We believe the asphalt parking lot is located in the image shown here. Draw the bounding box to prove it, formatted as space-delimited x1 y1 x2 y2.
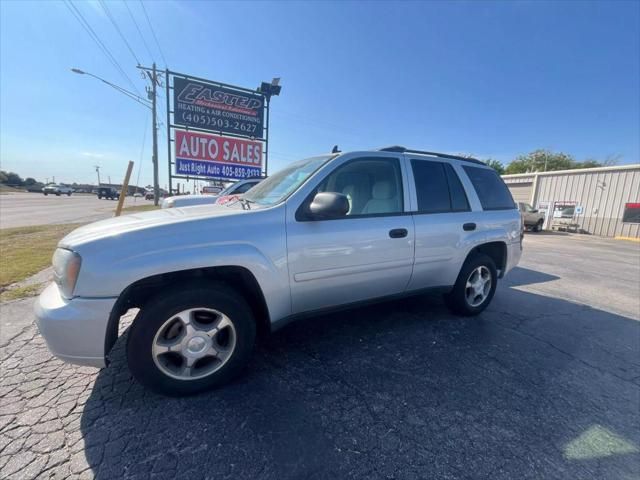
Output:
0 193 143 229
0 233 638 479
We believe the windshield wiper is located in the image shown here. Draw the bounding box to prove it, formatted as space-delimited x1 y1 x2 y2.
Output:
239 198 253 210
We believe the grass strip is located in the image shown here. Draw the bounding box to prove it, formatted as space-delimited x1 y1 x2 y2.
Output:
121 204 160 213
0 223 82 288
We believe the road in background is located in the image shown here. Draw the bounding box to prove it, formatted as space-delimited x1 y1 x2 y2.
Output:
0 193 146 229
0 233 638 479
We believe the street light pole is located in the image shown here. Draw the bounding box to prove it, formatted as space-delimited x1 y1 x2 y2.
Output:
71 67 156 198
71 68 151 109
257 78 281 177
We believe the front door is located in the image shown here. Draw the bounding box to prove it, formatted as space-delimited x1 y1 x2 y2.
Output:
286 155 414 314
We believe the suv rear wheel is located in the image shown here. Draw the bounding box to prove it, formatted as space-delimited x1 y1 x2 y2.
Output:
126 283 256 396
444 253 497 316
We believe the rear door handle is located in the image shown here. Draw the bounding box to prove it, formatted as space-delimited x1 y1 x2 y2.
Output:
389 228 408 238
463 223 476 231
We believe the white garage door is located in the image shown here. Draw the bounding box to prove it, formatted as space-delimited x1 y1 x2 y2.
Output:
507 183 533 204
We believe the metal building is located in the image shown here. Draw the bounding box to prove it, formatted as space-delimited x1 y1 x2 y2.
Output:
502 164 640 238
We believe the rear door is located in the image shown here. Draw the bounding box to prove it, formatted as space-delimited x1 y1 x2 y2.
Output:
406 158 478 290
286 154 414 314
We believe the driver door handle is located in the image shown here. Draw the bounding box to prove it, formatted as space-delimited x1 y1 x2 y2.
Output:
389 228 408 238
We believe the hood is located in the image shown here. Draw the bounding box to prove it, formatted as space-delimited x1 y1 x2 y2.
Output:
60 204 243 248
162 194 219 208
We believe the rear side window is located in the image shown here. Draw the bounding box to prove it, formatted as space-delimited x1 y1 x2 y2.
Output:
411 160 450 213
444 164 470 212
411 160 470 213
463 166 515 210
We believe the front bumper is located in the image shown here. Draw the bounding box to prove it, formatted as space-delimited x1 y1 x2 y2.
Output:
34 283 117 368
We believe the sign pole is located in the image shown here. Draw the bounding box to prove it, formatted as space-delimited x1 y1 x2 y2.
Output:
264 96 269 177
165 68 172 195
151 63 160 206
114 161 134 217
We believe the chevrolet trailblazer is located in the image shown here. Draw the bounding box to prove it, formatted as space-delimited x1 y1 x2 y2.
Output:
35 147 522 396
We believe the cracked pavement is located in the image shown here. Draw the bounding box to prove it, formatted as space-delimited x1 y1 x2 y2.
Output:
1 233 639 479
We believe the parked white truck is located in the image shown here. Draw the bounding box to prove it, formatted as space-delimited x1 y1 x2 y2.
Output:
35 147 522 396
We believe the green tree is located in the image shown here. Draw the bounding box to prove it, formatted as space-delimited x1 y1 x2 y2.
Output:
4 171 24 186
0 171 7 184
504 149 604 174
24 177 37 186
578 160 602 169
505 150 573 174
485 159 505 175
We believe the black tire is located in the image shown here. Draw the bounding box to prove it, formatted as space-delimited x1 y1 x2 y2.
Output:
126 282 256 396
444 253 497 316
55 192 60 196
533 220 543 232
44 192 48 196
67 192 71 196
98 196 102 200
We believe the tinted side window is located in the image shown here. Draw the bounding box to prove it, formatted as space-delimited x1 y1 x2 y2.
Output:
411 160 450 213
463 166 515 210
234 182 257 194
444 164 470 212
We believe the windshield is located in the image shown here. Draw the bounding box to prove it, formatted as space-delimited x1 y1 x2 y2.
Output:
242 155 334 206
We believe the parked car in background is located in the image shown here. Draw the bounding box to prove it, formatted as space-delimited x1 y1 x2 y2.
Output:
518 202 545 232
35 147 521 396
43 184 73 196
97 187 118 200
162 178 262 208
133 192 143 198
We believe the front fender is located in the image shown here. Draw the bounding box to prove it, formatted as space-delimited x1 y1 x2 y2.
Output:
77 241 289 322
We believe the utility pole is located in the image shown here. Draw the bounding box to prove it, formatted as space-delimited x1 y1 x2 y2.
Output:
94 165 101 186
147 63 160 206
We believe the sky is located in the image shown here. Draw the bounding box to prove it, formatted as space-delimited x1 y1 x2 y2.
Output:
1 0 639 189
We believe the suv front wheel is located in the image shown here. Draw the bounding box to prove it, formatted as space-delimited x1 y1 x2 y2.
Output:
444 253 497 316
126 283 256 396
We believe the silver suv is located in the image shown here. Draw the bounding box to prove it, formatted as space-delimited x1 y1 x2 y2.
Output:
35 147 522 396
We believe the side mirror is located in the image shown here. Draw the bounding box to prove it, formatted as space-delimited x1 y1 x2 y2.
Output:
308 192 349 219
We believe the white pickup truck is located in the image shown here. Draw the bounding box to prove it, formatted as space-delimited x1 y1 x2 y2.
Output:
35 147 522 396
42 184 73 196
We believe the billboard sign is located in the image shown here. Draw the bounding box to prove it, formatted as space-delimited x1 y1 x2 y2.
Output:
174 130 263 180
173 77 265 138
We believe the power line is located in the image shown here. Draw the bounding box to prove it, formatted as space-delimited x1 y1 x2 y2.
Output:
124 0 155 64
99 0 141 66
139 0 168 67
64 0 141 96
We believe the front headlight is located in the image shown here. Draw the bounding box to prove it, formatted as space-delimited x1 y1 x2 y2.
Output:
52 248 82 299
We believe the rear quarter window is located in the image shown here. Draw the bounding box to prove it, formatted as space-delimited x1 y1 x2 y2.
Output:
463 166 515 211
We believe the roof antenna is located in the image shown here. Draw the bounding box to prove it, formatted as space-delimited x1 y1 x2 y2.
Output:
331 145 340 153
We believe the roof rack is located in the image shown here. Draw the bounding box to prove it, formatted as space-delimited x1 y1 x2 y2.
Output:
379 146 486 165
